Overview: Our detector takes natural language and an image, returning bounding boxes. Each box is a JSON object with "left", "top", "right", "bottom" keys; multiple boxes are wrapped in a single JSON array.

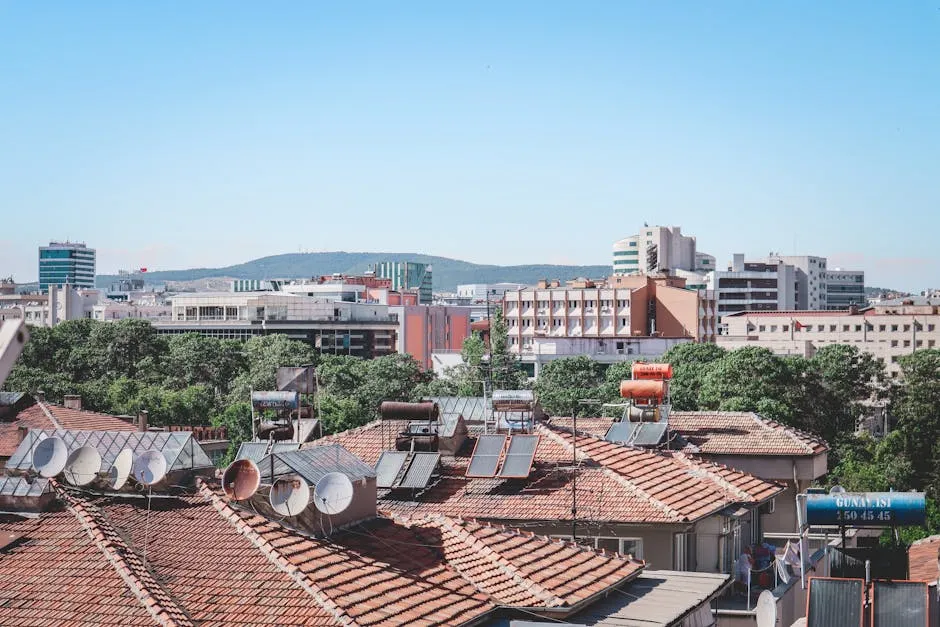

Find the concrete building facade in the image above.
[
  {"left": 38, "top": 241, "right": 96, "bottom": 291},
  {"left": 612, "top": 226, "right": 698, "bottom": 275},
  {"left": 708, "top": 255, "right": 797, "bottom": 318},
  {"left": 826, "top": 269, "right": 866, "bottom": 309},
  {"left": 765, "top": 254, "right": 828, "bottom": 310},
  {"left": 718, "top": 300, "right": 940, "bottom": 375},
  {"left": 503, "top": 275, "right": 716, "bottom": 375},
  {"left": 389, "top": 305, "right": 472, "bottom": 370}
]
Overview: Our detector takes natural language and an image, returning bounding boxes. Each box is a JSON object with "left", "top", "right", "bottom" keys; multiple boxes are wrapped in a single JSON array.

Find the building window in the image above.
[
  {"left": 770, "top": 325, "right": 777, "bottom": 332},
  {"left": 673, "top": 533, "right": 696, "bottom": 571},
  {"left": 904, "top": 325, "right": 911, "bottom": 332},
  {"left": 817, "top": 325, "right": 824, "bottom": 332},
  {"left": 916, "top": 340, "right": 923, "bottom": 347},
  {"left": 891, "top": 340, "right": 898, "bottom": 347},
  {"left": 759, "top": 325, "right": 766, "bottom": 332},
  {"left": 904, "top": 340, "right": 910, "bottom": 347},
  {"left": 782, "top": 325, "right": 789, "bottom": 332},
  {"left": 879, "top": 325, "right": 886, "bottom": 331},
  {"left": 929, "top": 324, "right": 936, "bottom": 332},
  {"left": 842, "top": 325, "right": 850, "bottom": 332},
  {"left": 830, "top": 325, "right": 837, "bottom": 332},
  {"left": 930, "top": 340, "right": 936, "bottom": 348},
  {"left": 891, "top": 325, "right": 898, "bottom": 332}
]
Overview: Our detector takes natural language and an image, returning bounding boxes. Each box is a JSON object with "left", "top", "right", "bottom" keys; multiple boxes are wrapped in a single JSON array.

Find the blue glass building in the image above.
[{"left": 38, "top": 241, "right": 96, "bottom": 291}]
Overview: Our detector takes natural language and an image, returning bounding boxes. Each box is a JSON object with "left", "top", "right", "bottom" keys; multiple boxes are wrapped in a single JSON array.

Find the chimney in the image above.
[
  {"left": 35, "top": 390, "right": 45, "bottom": 403},
  {"left": 138, "top": 410, "right": 149, "bottom": 432},
  {"left": 63, "top": 395, "right": 82, "bottom": 411},
  {"left": 16, "top": 426, "right": 28, "bottom": 444}
]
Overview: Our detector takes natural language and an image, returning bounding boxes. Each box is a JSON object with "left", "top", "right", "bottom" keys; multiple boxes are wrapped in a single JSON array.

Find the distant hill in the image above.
[{"left": 96, "top": 252, "right": 613, "bottom": 292}]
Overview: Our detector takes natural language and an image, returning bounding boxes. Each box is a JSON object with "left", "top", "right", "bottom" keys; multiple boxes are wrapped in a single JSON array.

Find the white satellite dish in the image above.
[
  {"left": 829, "top": 485, "right": 846, "bottom": 494},
  {"left": 313, "top": 472, "right": 354, "bottom": 515},
  {"left": 132, "top": 450, "right": 168, "bottom": 486},
  {"left": 221, "top": 459, "right": 261, "bottom": 501},
  {"left": 63, "top": 445, "right": 102, "bottom": 486},
  {"left": 755, "top": 589, "right": 777, "bottom": 627},
  {"left": 269, "top": 475, "right": 310, "bottom": 516},
  {"left": 108, "top": 449, "right": 133, "bottom": 490},
  {"left": 31, "top": 436, "right": 68, "bottom": 478}
]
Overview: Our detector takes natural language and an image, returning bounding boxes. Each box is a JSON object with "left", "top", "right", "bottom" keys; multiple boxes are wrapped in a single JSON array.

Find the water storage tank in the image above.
[
  {"left": 631, "top": 363, "right": 674, "bottom": 381},
  {"left": 619, "top": 380, "right": 666, "bottom": 402}
]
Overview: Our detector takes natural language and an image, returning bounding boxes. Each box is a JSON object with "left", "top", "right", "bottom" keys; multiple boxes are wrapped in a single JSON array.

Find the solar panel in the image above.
[
  {"left": 258, "top": 444, "right": 376, "bottom": 485},
  {"left": 375, "top": 451, "right": 409, "bottom": 488},
  {"left": 605, "top": 422, "right": 637, "bottom": 444},
  {"left": 807, "top": 578, "right": 864, "bottom": 627},
  {"left": 872, "top": 581, "right": 928, "bottom": 627},
  {"left": 236, "top": 442, "right": 269, "bottom": 462},
  {"left": 271, "top": 442, "right": 301, "bottom": 454},
  {"left": 398, "top": 452, "right": 440, "bottom": 489},
  {"left": 604, "top": 422, "right": 667, "bottom": 447},
  {"left": 465, "top": 434, "right": 506, "bottom": 478},
  {"left": 498, "top": 435, "right": 539, "bottom": 478}
]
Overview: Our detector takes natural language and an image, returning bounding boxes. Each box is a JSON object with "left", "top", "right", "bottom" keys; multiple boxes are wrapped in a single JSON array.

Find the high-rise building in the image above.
[
  {"left": 38, "top": 241, "right": 96, "bottom": 291},
  {"left": 372, "top": 261, "right": 432, "bottom": 304},
  {"left": 826, "top": 269, "right": 866, "bottom": 309},
  {"left": 612, "top": 226, "right": 704, "bottom": 276}
]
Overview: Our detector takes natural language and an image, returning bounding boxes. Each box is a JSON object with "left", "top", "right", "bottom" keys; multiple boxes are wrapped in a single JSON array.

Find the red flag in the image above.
[
  {"left": 794, "top": 320, "right": 804, "bottom": 330},
  {"left": 139, "top": 267, "right": 148, "bottom": 273}
]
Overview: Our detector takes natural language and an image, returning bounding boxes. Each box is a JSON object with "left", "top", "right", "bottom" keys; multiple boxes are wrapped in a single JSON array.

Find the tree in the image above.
[
  {"left": 661, "top": 343, "right": 726, "bottom": 410},
  {"left": 212, "top": 402, "right": 252, "bottom": 466},
  {"left": 533, "top": 356, "right": 607, "bottom": 417},
  {"left": 893, "top": 349, "right": 940, "bottom": 496},
  {"left": 487, "top": 308, "right": 528, "bottom": 390},
  {"left": 227, "top": 334, "right": 315, "bottom": 404},
  {"left": 163, "top": 334, "right": 246, "bottom": 394},
  {"left": 698, "top": 347, "right": 802, "bottom": 423}
]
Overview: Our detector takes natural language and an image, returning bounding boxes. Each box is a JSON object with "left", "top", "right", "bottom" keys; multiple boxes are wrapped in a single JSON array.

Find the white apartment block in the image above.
[
  {"left": 708, "top": 255, "right": 797, "bottom": 318},
  {"left": 765, "top": 255, "right": 828, "bottom": 310},
  {"left": 612, "top": 225, "right": 699, "bottom": 275},
  {"left": 455, "top": 283, "right": 529, "bottom": 301},
  {"left": 718, "top": 300, "right": 940, "bottom": 375}
]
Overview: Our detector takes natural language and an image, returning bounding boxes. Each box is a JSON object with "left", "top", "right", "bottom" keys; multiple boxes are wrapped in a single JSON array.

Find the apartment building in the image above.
[
  {"left": 155, "top": 292, "right": 398, "bottom": 358},
  {"left": 388, "top": 304, "right": 472, "bottom": 370},
  {"left": 718, "top": 299, "right": 940, "bottom": 375},
  {"left": 372, "top": 261, "right": 433, "bottom": 304},
  {"left": 826, "top": 269, "right": 866, "bottom": 309},
  {"left": 0, "top": 285, "right": 100, "bottom": 326},
  {"left": 503, "top": 275, "right": 716, "bottom": 374},
  {"left": 708, "top": 254, "right": 797, "bottom": 317},
  {"left": 765, "top": 254, "right": 828, "bottom": 310}
]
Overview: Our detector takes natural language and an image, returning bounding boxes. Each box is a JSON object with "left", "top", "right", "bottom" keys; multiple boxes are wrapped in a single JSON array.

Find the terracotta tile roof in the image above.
[
  {"left": 548, "top": 412, "right": 829, "bottom": 457},
  {"left": 313, "top": 420, "right": 783, "bottom": 525},
  {"left": 0, "top": 401, "right": 135, "bottom": 459},
  {"left": 0, "top": 485, "right": 184, "bottom": 627},
  {"left": 909, "top": 535, "right": 940, "bottom": 583}
]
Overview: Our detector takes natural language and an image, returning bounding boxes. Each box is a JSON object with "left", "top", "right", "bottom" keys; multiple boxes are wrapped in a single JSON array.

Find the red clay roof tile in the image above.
[
  {"left": 909, "top": 535, "right": 940, "bottom": 583},
  {"left": 0, "top": 402, "right": 136, "bottom": 459}
]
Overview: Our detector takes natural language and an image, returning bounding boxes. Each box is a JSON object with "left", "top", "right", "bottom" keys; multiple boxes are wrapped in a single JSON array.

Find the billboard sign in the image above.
[
  {"left": 805, "top": 492, "right": 926, "bottom": 527},
  {"left": 251, "top": 391, "right": 299, "bottom": 410}
]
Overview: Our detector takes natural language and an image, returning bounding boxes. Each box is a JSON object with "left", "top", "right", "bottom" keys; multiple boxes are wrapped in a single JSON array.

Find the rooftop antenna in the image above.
[
  {"left": 31, "top": 436, "right": 68, "bottom": 478},
  {"left": 313, "top": 472, "right": 353, "bottom": 515},
  {"left": 63, "top": 446, "right": 102, "bottom": 486},
  {"left": 108, "top": 448, "right": 133, "bottom": 490},
  {"left": 269, "top": 475, "right": 310, "bottom": 517},
  {"left": 221, "top": 459, "right": 261, "bottom": 501}
]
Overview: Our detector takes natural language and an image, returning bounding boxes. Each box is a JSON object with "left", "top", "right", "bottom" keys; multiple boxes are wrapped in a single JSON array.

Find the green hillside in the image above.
[{"left": 96, "top": 252, "right": 613, "bottom": 292}]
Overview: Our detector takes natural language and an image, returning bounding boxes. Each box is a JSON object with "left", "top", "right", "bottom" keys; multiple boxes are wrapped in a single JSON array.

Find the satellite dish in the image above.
[
  {"left": 31, "top": 436, "right": 68, "bottom": 478},
  {"left": 132, "top": 450, "right": 168, "bottom": 486},
  {"left": 108, "top": 448, "right": 133, "bottom": 490},
  {"left": 829, "top": 485, "right": 847, "bottom": 494},
  {"left": 63, "top": 446, "right": 102, "bottom": 486},
  {"left": 269, "top": 474, "right": 310, "bottom": 516},
  {"left": 755, "top": 589, "right": 777, "bottom": 627},
  {"left": 313, "top": 472, "right": 354, "bottom": 515},
  {"left": 221, "top": 459, "right": 261, "bottom": 501}
]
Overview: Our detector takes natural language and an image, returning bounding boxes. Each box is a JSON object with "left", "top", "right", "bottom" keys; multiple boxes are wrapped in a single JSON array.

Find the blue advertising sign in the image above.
[{"left": 806, "top": 492, "right": 926, "bottom": 527}]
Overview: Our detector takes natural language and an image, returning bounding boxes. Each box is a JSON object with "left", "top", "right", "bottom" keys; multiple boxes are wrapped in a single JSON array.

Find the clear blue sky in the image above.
[{"left": 1, "top": 1, "right": 938, "bottom": 290}]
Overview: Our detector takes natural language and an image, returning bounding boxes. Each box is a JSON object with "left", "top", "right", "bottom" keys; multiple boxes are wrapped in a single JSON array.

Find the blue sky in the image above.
[{"left": 1, "top": 1, "right": 938, "bottom": 290}]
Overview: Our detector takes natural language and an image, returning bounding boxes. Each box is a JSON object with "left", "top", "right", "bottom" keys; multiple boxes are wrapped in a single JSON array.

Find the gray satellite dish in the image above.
[
  {"left": 269, "top": 475, "right": 310, "bottom": 516},
  {"left": 132, "top": 450, "right": 168, "bottom": 486},
  {"left": 221, "top": 459, "right": 261, "bottom": 501},
  {"left": 755, "top": 589, "right": 777, "bottom": 627},
  {"left": 829, "top": 485, "right": 846, "bottom": 494},
  {"left": 108, "top": 448, "right": 133, "bottom": 490},
  {"left": 63, "top": 445, "right": 102, "bottom": 486},
  {"left": 313, "top": 472, "right": 354, "bottom": 515},
  {"left": 31, "top": 436, "right": 68, "bottom": 478}
]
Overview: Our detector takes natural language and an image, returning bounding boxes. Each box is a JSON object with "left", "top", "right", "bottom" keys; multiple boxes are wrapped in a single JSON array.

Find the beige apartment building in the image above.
[
  {"left": 718, "top": 299, "right": 940, "bottom": 375},
  {"left": 503, "top": 275, "right": 716, "bottom": 374}
]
